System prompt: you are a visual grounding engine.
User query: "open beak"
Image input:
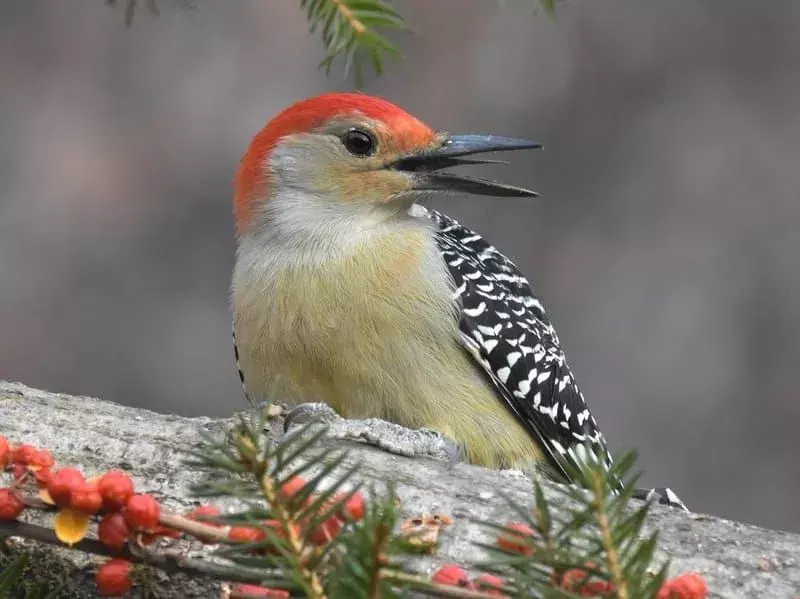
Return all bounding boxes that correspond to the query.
[391,134,542,198]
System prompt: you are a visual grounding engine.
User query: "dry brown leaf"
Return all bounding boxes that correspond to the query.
[400,513,453,552]
[54,508,91,546]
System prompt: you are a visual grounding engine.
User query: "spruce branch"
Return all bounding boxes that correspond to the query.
[301,0,406,87]
[1,417,705,598]
[590,470,628,599]
[258,469,326,598]
[187,415,505,598]
[105,0,565,85]
[475,446,672,598]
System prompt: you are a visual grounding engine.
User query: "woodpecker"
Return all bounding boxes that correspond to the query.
[230,92,686,509]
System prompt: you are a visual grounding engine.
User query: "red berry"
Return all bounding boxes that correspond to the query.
[432,564,470,587]
[11,444,37,466]
[123,494,160,530]
[187,504,221,523]
[496,522,535,556]
[96,559,133,596]
[340,491,366,522]
[555,568,615,596]
[227,521,299,555]
[47,468,85,507]
[10,463,26,483]
[228,525,267,543]
[0,488,25,520]
[278,475,308,501]
[70,482,103,515]
[230,584,290,598]
[657,573,709,599]
[33,467,52,488]
[98,513,132,550]
[28,449,54,471]
[581,580,616,596]
[308,515,342,545]
[0,437,10,469]
[98,471,135,512]
[471,574,506,596]
[559,568,588,590]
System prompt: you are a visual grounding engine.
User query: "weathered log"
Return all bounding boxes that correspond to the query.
[1,381,797,597]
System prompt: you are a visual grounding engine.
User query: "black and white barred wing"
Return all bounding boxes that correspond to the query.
[427,208,614,481]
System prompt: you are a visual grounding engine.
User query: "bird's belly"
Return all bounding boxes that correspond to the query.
[237,304,543,469]
[235,269,461,418]
[232,241,543,469]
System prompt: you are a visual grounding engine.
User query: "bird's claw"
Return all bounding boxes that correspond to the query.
[283,403,462,464]
[633,486,689,511]
[330,419,463,464]
[283,402,340,432]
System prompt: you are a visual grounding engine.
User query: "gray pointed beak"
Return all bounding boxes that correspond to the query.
[391,134,541,198]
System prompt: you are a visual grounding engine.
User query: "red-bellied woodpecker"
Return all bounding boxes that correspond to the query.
[230,93,686,510]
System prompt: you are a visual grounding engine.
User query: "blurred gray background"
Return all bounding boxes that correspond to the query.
[1,1,798,532]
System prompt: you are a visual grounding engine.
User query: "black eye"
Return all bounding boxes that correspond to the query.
[343,128,376,157]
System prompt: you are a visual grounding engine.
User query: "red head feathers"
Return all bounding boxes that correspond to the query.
[234,93,436,233]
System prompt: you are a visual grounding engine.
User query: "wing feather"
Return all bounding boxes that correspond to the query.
[421,207,614,480]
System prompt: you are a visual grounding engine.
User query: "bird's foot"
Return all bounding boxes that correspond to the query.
[283,402,340,430]
[633,487,689,511]
[284,402,462,464]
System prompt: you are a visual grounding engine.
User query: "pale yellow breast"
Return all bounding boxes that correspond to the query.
[232,227,543,469]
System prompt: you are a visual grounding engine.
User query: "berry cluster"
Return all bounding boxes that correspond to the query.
[430,521,707,598]
[0,436,366,597]
[432,557,707,599]
[1,436,172,594]
[433,560,612,597]
[1,438,55,522]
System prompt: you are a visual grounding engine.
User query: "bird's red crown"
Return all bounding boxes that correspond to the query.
[234,92,436,233]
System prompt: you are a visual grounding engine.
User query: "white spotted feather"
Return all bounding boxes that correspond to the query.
[416,206,614,481]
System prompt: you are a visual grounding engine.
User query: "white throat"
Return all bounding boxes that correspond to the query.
[238,188,426,270]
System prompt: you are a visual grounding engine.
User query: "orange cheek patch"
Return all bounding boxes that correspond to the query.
[338,170,412,204]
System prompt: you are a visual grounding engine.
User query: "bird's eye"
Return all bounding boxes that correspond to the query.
[342,128,376,157]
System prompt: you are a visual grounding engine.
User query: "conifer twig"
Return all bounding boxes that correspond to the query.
[259,475,326,599]
[365,512,387,598]
[591,470,628,599]
[329,0,367,35]
[106,0,564,84]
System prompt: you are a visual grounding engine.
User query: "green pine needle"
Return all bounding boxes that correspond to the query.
[302,0,407,87]
[475,447,669,598]
[108,0,564,85]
